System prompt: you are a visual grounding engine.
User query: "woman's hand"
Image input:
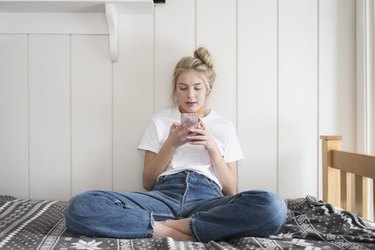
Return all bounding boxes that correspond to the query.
[186,120,219,153]
[167,119,200,148]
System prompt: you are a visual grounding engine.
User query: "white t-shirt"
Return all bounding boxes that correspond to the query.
[137,107,244,189]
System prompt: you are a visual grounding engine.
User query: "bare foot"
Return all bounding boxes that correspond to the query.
[153,221,195,241]
[160,218,191,235]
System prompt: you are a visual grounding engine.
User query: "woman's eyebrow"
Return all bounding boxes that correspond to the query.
[177,82,202,86]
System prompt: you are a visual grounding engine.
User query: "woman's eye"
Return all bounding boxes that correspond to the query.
[179,87,187,91]
[194,88,201,91]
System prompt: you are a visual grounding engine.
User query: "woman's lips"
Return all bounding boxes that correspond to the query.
[186,102,197,107]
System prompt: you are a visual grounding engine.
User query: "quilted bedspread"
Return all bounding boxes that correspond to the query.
[0,195,374,249]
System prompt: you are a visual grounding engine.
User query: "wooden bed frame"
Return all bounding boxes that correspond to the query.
[321,135,375,221]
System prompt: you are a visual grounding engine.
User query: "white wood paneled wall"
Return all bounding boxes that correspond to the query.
[238,0,278,193]
[278,0,318,198]
[0,0,356,201]
[113,14,154,193]
[71,35,113,196]
[0,35,29,199]
[29,35,71,200]
[319,0,356,199]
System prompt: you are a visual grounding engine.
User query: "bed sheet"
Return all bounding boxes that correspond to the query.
[0,195,374,249]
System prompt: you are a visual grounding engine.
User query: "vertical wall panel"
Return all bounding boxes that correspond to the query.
[279,0,318,198]
[113,14,154,192]
[154,0,195,112]
[29,35,71,201]
[71,35,112,196]
[196,0,237,124]
[238,0,278,193]
[0,35,29,198]
[319,0,355,198]
[319,0,355,149]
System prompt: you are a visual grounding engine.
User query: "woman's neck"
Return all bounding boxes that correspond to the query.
[179,106,205,117]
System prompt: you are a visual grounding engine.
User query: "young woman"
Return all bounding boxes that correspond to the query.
[65,47,287,243]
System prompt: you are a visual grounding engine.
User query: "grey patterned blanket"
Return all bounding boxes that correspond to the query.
[0,195,374,249]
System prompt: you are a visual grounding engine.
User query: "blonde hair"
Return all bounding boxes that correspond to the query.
[172,47,216,106]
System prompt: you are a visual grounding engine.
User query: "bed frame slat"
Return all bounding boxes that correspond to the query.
[355,175,369,218]
[340,170,347,210]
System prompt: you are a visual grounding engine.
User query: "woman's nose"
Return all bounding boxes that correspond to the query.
[188,89,195,98]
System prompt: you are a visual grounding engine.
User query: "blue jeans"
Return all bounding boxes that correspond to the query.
[65,171,287,243]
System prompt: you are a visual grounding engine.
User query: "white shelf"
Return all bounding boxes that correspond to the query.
[0,0,155,62]
[0,1,154,14]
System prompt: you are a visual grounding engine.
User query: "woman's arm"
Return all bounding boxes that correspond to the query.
[203,139,238,196]
[142,140,176,190]
[188,122,238,196]
[209,152,238,196]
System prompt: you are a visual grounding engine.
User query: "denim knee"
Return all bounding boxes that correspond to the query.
[65,191,106,235]
[65,191,155,239]
[262,191,287,234]
[240,190,287,236]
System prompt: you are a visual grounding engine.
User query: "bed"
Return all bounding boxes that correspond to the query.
[1,136,374,249]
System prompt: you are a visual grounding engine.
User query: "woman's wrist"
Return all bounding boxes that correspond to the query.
[207,144,224,163]
[164,137,178,151]
[212,159,226,169]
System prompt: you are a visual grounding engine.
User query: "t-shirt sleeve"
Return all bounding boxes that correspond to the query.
[137,119,161,154]
[223,128,244,163]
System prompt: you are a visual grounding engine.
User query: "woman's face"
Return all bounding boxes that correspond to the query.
[175,70,208,112]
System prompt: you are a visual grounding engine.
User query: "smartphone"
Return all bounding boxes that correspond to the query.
[181,114,199,123]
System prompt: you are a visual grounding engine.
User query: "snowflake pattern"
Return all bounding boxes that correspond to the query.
[71,239,103,250]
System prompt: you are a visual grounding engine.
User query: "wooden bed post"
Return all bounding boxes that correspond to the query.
[320,136,343,208]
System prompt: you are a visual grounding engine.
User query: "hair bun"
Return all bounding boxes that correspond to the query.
[194,47,214,68]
